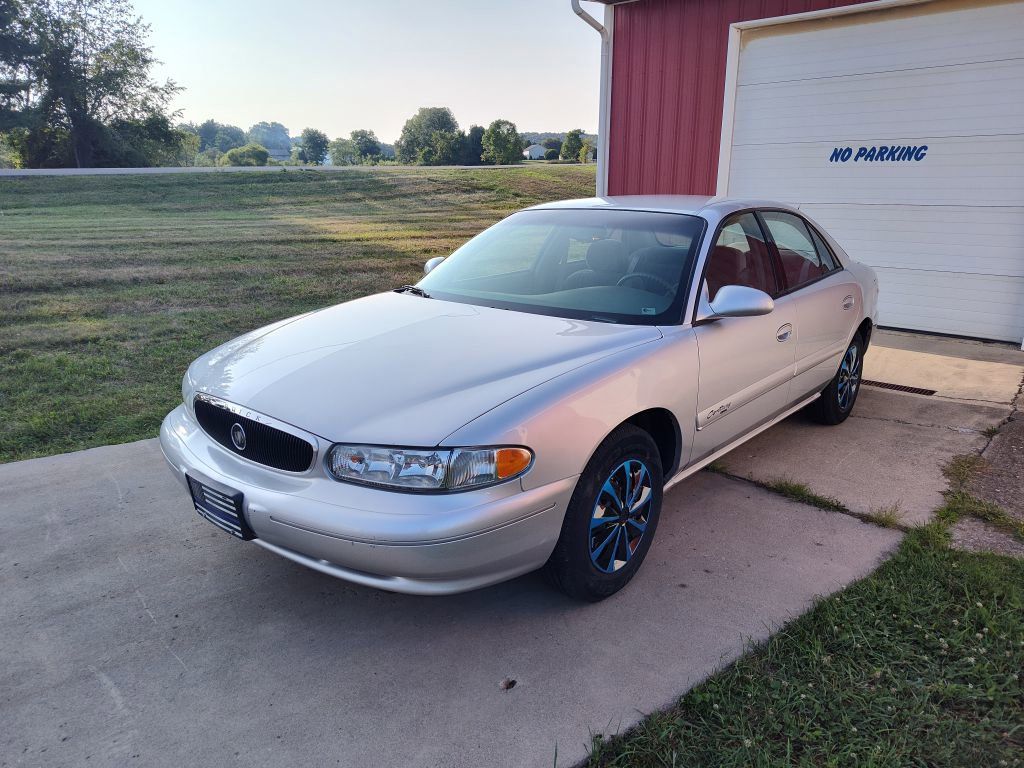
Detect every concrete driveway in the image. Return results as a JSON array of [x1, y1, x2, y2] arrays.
[[718, 330, 1023, 525], [3, 441, 898, 767], [2, 330, 1020, 767]]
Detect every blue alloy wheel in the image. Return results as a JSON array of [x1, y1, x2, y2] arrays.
[[837, 344, 861, 410], [589, 459, 653, 573]]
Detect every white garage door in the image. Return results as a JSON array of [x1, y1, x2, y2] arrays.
[[721, 0, 1024, 343]]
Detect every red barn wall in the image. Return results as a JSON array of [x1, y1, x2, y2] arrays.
[[608, 0, 873, 195]]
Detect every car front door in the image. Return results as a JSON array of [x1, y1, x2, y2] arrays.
[[759, 210, 862, 401], [690, 212, 798, 464]]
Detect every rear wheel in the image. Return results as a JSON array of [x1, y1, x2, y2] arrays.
[[809, 334, 864, 425], [544, 424, 663, 601]]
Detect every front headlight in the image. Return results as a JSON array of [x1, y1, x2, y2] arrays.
[[325, 444, 533, 492]]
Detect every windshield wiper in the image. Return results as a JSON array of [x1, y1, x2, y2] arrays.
[[395, 285, 432, 299]]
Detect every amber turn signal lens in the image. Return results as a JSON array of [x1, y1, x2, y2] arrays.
[[495, 448, 533, 479]]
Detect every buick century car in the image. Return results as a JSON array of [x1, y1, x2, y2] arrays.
[[160, 196, 878, 601]]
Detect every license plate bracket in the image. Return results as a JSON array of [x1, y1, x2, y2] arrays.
[[186, 475, 254, 540]]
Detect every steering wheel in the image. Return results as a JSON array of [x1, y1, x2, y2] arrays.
[[616, 272, 677, 296]]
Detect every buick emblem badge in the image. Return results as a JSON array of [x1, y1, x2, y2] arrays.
[[230, 423, 247, 451]]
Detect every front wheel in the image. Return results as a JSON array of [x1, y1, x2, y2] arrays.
[[809, 334, 864, 425], [543, 424, 663, 601]]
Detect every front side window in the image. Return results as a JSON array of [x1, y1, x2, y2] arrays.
[[703, 213, 778, 301], [418, 208, 705, 325], [760, 211, 830, 289]]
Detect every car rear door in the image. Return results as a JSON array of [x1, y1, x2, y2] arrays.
[[759, 210, 862, 401], [690, 212, 798, 464]]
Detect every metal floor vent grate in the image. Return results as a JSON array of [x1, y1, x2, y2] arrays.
[[862, 379, 937, 396]]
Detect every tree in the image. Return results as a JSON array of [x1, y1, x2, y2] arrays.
[[196, 118, 219, 152], [418, 129, 463, 165], [395, 106, 458, 164], [481, 119, 521, 165], [0, 0, 36, 132], [213, 124, 245, 153], [541, 137, 562, 155], [222, 142, 268, 166], [461, 124, 483, 165], [329, 136, 358, 165], [561, 128, 584, 162], [296, 127, 328, 164], [92, 113, 194, 166], [349, 128, 379, 159], [247, 121, 290, 156], [544, 148, 558, 161], [14, 0, 181, 167], [578, 138, 595, 163]]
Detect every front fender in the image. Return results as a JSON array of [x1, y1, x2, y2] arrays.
[[442, 327, 699, 490]]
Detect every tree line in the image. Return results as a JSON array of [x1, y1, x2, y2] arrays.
[[0, 0, 189, 168], [0, 1, 594, 169]]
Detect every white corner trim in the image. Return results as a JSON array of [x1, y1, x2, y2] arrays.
[[714, 25, 742, 196], [571, 0, 614, 197], [732, 0, 937, 30], [597, 2, 614, 197], [715, 0, 941, 196]]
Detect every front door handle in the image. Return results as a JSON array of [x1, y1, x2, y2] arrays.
[[776, 323, 792, 342], [842, 295, 855, 310]]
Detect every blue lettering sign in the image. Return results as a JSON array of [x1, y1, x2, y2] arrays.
[[828, 144, 929, 163]]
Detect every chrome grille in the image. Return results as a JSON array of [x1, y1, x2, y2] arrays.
[[193, 396, 315, 472]]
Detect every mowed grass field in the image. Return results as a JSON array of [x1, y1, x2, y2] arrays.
[[0, 165, 596, 463]]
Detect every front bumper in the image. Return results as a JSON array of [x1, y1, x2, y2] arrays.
[[159, 405, 576, 595]]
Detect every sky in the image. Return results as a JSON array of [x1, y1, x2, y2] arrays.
[[133, 0, 605, 144]]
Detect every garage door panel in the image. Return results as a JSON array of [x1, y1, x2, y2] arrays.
[[738, 0, 1024, 85], [804, 205, 1024, 276], [876, 268, 1024, 340], [732, 59, 1024, 145], [725, 0, 1024, 341], [728, 136, 1024, 207]]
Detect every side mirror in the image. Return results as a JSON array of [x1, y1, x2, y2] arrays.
[[424, 256, 445, 275], [696, 284, 774, 322]]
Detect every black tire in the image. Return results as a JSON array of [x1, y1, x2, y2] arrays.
[[809, 334, 864, 425], [543, 424, 663, 601]]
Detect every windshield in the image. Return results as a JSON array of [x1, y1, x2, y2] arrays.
[[417, 208, 706, 324]]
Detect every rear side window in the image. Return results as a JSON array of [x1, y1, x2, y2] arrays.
[[760, 211, 829, 289], [704, 213, 779, 301], [808, 226, 840, 271]]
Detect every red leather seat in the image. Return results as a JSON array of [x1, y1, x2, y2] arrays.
[[705, 246, 745, 300]]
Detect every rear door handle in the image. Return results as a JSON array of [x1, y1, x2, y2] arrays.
[[776, 323, 792, 342], [842, 295, 855, 310]]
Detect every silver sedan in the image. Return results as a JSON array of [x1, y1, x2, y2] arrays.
[[160, 196, 878, 600]]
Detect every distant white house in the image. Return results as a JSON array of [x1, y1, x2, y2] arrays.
[[523, 144, 548, 160]]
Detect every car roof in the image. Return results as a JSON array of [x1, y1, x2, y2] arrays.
[[527, 195, 801, 219]]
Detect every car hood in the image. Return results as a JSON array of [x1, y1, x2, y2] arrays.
[[187, 292, 662, 446]]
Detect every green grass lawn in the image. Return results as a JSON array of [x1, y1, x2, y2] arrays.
[[0, 165, 596, 463], [587, 524, 1024, 767]]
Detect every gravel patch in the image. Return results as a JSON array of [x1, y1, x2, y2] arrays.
[[970, 414, 1024, 523], [950, 517, 1024, 558]]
